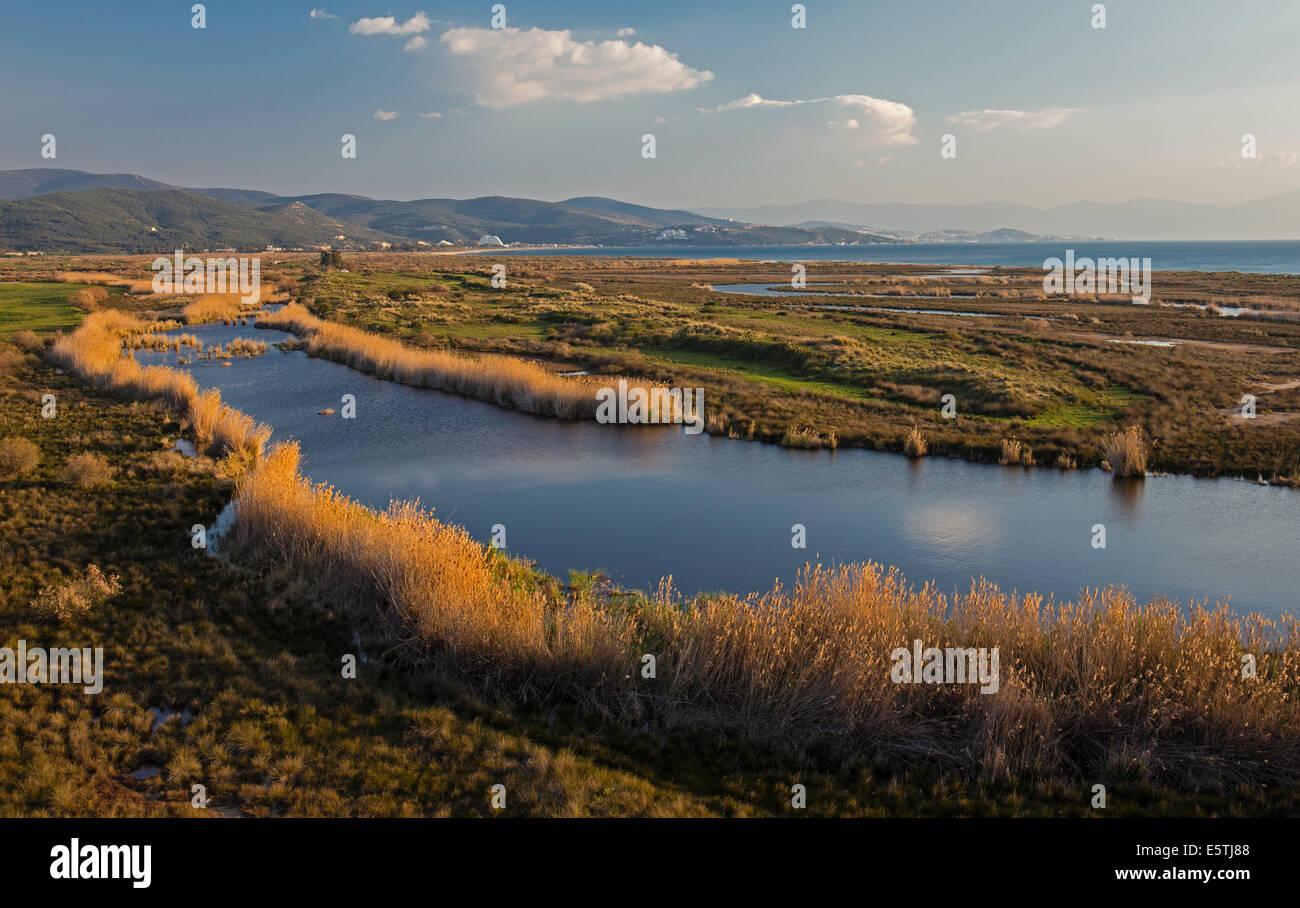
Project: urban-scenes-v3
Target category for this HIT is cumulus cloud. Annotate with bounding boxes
[418,111,442,119]
[439,26,712,107]
[373,109,399,120]
[945,108,1077,132]
[350,11,431,36]
[404,36,426,52]
[704,93,917,146]
[616,28,636,37]
[309,8,336,19]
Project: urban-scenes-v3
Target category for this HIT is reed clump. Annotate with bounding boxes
[1103,425,1148,478]
[999,436,1034,466]
[904,425,928,457]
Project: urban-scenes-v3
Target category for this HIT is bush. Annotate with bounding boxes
[70,286,109,309]
[0,437,40,478]
[31,564,122,621]
[61,452,114,488]
[10,330,44,353]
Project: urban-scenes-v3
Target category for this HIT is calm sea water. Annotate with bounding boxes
[137,321,1299,619]
[495,241,1300,274]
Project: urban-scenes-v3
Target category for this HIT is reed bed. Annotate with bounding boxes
[48,311,270,465]
[226,438,1300,786]
[261,303,650,421]
[183,293,265,325]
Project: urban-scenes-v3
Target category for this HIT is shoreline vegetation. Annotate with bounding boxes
[259,302,679,421]
[38,311,1300,795]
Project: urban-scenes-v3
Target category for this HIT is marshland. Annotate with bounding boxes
[1,254,1298,817]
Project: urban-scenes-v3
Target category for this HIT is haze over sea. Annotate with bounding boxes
[498,241,1300,274]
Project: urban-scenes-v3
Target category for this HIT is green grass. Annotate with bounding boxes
[0,282,87,338]
[646,348,878,401]
[1028,388,1148,428]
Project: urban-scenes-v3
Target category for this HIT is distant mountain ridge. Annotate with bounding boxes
[0,170,902,252]
[2,168,1294,250]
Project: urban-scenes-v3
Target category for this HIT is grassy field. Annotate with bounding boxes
[0,282,91,338]
[3,290,1297,817]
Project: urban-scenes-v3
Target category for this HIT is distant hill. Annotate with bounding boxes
[0,189,402,253]
[560,196,733,228]
[0,168,177,199]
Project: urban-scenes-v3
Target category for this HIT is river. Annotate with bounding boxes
[135,319,1297,618]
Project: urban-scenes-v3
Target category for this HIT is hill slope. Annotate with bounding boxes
[0,189,401,253]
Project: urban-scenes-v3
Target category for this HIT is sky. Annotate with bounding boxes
[3,0,1300,209]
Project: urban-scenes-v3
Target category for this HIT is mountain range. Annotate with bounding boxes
[1,168,1297,253]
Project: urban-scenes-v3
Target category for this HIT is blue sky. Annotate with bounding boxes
[3,0,1299,208]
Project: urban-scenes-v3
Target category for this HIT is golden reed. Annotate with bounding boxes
[259,303,685,421]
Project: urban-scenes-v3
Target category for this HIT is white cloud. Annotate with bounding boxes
[309,8,336,19]
[418,111,442,119]
[945,108,1078,132]
[704,93,917,146]
[703,93,798,112]
[616,28,636,37]
[373,109,399,120]
[404,36,427,52]
[350,12,431,36]
[439,26,712,107]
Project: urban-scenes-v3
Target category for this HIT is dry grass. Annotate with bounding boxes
[261,303,630,420]
[48,311,270,468]
[999,437,1034,466]
[61,452,114,488]
[0,437,41,478]
[183,294,264,325]
[31,564,122,622]
[228,445,1300,786]
[202,337,267,360]
[1103,425,1149,478]
[70,287,109,309]
[904,425,928,457]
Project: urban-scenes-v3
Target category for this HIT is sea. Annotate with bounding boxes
[494,241,1300,275]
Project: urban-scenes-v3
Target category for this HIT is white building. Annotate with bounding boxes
[478,234,505,247]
